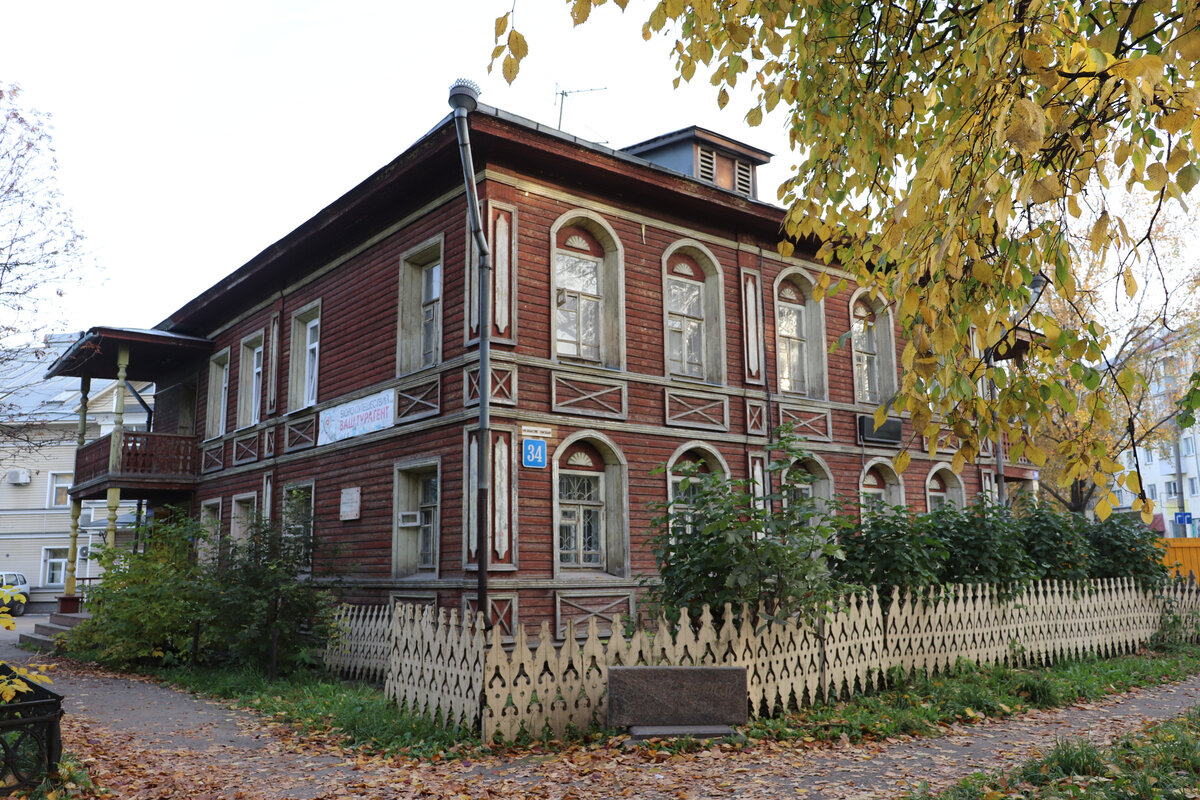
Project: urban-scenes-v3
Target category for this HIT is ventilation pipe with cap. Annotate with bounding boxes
[449,79,492,630]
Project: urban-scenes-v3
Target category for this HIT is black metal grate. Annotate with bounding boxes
[0,664,63,795]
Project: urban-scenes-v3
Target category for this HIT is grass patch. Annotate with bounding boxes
[152,664,478,759]
[745,644,1200,745]
[907,707,1200,800]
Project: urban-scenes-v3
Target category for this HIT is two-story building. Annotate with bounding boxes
[46,101,1037,634]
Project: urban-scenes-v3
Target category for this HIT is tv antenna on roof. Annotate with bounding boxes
[555,83,607,129]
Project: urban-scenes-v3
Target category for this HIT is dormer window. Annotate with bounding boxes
[694,146,755,197]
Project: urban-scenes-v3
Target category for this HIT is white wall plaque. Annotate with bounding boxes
[339,487,361,521]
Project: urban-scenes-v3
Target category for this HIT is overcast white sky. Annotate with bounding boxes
[3,0,793,336]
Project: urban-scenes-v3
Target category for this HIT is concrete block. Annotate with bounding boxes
[607,666,747,728]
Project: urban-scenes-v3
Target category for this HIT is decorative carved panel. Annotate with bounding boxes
[396,378,440,422]
[201,441,224,473]
[746,400,767,436]
[551,374,627,420]
[556,592,635,638]
[262,426,275,458]
[464,366,517,407]
[464,594,517,638]
[741,268,765,385]
[923,430,962,460]
[489,203,517,343]
[233,432,259,465]
[464,427,516,569]
[665,389,729,431]
[778,405,832,441]
[284,414,317,452]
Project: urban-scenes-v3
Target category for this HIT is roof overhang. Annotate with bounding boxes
[44,327,213,381]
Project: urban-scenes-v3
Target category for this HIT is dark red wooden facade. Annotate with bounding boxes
[63,107,1036,635]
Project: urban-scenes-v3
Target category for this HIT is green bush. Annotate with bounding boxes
[66,504,335,677]
[833,502,947,591]
[934,500,1034,587]
[1085,511,1171,589]
[1019,502,1093,582]
[645,427,852,623]
[201,512,336,678]
[68,513,208,666]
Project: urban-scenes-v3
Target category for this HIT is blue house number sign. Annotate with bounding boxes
[522,439,548,469]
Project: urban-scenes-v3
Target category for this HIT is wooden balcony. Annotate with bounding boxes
[71,431,200,500]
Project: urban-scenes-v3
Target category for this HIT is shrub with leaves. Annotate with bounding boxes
[1086,512,1170,589]
[1019,501,1093,582]
[645,428,852,623]
[202,509,335,679]
[67,512,207,667]
[832,502,948,592]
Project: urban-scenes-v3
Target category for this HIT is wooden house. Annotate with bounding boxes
[46,103,1038,633]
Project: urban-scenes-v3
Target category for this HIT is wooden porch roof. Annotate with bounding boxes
[43,327,212,381]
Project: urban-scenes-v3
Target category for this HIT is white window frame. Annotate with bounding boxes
[230,492,257,543]
[859,458,904,511]
[1147,484,1158,500]
[555,250,603,362]
[666,274,706,379]
[199,498,223,562]
[205,348,231,439]
[237,331,265,429]
[661,241,726,385]
[925,465,966,511]
[550,432,629,579]
[398,236,444,375]
[47,471,72,508]
[1183,437,1195,457]
[289,301,321,411]
[393,458,440,577]
[41,546,69,587]
[557,471,605,568]
[850,292,896,407]
[549,211,626,371]
[1188,476,1198,496]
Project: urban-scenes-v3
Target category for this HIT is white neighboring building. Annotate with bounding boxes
[1114,334,1200,538]
[0,335,150,610]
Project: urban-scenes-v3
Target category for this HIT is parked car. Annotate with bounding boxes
[1,573,30,616]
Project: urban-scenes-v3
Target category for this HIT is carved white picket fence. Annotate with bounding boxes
[324,577,1200,742]
[323,604,392,684]
[381,604,487,731]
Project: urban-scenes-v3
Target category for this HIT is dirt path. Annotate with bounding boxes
[24,651,1200,800]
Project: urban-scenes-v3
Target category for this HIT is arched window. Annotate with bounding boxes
[553,433,628,577]
[663,242,725,384]
[666,444,729,538]
[850,293,896,406]
[777,280,808,394]
[860,460,904,512]
[785,456,834,503]
[558,441,605,567]
[551,213,624,369]
[773,270,827,399]
[926,465,965,511]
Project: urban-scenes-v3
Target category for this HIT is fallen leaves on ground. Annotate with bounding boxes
[58,663,1200,800]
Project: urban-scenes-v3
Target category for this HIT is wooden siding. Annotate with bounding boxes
[139,128,1020,629]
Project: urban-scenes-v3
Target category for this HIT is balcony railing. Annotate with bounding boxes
[75,431,200,490]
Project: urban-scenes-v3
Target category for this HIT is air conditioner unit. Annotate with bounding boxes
[397,511,421,527]
[78,546,90,560]
[857,415,903,446]
[4,469,31,486]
